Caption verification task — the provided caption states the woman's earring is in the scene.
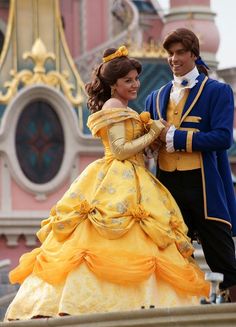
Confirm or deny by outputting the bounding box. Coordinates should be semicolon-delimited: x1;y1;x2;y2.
111;86;115;97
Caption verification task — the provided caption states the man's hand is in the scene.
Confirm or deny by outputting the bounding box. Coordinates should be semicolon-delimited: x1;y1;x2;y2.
159;119;170;143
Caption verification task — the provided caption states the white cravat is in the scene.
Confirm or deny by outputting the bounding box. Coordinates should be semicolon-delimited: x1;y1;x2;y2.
170;67;199;104
166;67;199;152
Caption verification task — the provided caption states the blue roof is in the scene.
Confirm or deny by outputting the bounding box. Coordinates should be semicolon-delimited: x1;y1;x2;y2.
132;0;157;14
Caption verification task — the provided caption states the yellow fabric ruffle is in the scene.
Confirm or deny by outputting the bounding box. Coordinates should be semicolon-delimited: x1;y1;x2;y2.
10;244;208;296
5;263;203;321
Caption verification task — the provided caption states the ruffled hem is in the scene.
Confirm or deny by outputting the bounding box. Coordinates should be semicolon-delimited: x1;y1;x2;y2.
10;245;209;297
5;263;205;321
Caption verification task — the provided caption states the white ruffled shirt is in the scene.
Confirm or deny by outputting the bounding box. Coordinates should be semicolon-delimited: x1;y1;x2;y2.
166;67;199;153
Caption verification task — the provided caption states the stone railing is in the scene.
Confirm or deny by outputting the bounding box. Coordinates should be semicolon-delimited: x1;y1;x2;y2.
0;260;19;321
0;292;16;321
1;304;236;326
75;0;139;83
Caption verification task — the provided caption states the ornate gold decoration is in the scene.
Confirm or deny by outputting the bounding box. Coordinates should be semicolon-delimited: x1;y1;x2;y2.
0;38;83;105
127;39;168;59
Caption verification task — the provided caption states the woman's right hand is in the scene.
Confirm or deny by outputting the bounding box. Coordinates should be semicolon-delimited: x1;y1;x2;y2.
149;119;165;137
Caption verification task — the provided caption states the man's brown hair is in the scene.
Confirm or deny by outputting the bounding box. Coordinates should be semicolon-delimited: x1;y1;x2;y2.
163;28;208;75
163;28;200;57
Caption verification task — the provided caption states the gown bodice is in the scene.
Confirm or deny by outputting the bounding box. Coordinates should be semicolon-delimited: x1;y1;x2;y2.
99;118;145;165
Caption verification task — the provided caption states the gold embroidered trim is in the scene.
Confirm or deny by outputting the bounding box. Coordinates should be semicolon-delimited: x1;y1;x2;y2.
179;76;208;126
200;154;232;229
184;116;202;123
186;131;193;153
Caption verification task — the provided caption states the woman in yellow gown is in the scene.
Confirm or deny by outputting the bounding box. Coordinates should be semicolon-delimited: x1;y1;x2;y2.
4;46;209;321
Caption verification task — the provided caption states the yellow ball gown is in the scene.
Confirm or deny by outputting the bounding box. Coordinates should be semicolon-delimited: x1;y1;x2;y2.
4;108;209;320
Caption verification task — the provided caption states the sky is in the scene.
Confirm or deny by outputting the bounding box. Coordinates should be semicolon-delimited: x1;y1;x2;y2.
157;0;236;69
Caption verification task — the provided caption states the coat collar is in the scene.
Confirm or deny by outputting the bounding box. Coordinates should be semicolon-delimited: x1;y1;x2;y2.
156;73;208;121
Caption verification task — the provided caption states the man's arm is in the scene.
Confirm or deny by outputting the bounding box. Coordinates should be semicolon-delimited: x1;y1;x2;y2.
171;84;234;153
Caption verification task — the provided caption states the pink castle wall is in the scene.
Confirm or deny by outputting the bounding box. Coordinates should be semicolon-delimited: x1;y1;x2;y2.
0;5;9;23
85;0;108;51
0;236;39;269
60;0;109;57
143;19;163;43
8;154;102;212
79;154;102;173
11;179;70;210
60;0;81;57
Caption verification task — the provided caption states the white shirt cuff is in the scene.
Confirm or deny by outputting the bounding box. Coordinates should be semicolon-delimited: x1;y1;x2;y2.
166;125;176;153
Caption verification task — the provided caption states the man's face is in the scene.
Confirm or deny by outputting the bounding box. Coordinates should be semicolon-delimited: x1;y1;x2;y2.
166;42;197;76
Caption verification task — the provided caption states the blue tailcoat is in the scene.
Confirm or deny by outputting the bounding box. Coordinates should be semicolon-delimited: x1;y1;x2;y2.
145;73;236;235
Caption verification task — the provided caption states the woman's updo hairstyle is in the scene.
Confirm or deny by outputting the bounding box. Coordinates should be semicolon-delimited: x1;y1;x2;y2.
85;46;142;113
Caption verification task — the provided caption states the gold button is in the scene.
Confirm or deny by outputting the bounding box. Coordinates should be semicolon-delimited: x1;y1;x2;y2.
174;111;178;115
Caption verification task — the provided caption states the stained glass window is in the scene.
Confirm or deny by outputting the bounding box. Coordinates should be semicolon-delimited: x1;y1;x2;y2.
15;101;64;184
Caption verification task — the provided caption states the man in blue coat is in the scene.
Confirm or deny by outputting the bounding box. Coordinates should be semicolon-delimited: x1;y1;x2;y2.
145;28;236;301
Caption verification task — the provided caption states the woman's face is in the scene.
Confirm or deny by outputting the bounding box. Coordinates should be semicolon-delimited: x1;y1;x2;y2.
113;69;140;105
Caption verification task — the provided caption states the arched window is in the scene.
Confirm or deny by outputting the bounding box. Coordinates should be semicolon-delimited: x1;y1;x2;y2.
15;100;64;184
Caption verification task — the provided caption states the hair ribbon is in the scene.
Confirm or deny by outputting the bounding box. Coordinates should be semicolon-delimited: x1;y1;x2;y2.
103;45;128;63
195;56;210;70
